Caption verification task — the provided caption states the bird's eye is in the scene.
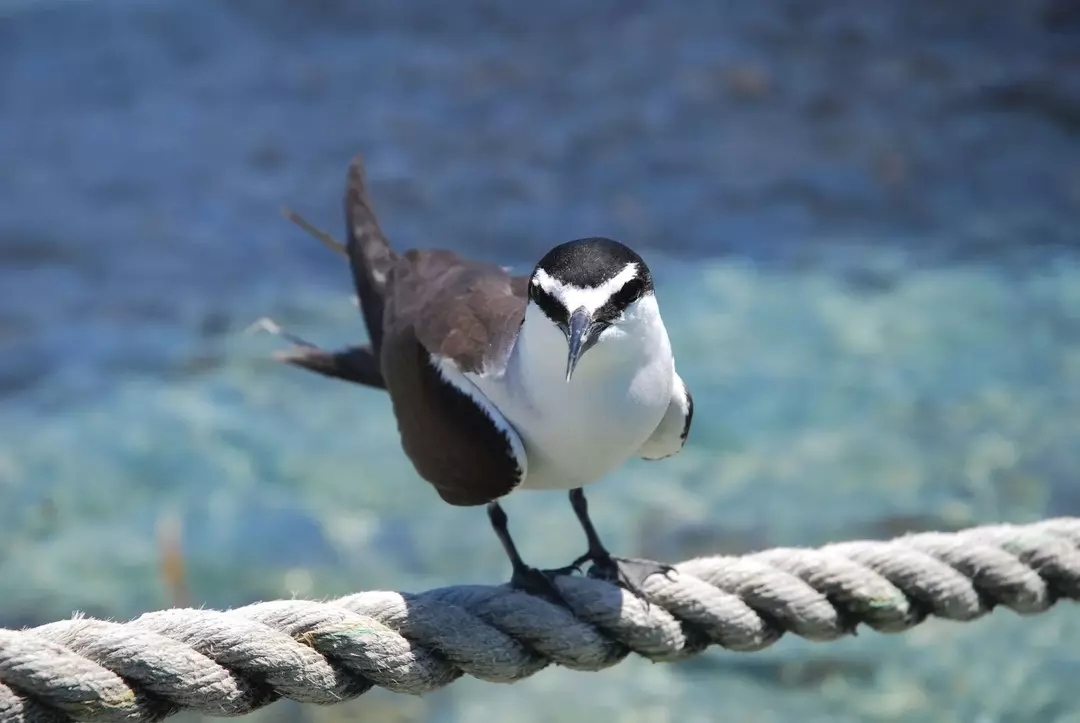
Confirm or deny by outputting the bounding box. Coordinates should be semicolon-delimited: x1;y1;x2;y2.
613;278;645;311
594;276;646;324
620;278;644;301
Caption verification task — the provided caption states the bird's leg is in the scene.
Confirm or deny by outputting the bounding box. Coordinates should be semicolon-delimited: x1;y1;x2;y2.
486;502;576;606
567;488;674;600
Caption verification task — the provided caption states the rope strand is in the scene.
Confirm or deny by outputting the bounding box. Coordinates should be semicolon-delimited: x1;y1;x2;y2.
3;517;1079;722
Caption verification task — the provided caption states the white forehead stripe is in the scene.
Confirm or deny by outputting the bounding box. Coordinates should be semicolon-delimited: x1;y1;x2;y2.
532;262;640;313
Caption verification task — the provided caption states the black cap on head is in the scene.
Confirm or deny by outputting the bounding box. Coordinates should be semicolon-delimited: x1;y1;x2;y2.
531;237;653;290
528;237;654;328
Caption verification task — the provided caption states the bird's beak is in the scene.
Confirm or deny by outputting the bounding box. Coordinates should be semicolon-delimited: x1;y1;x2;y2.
565;307;593;382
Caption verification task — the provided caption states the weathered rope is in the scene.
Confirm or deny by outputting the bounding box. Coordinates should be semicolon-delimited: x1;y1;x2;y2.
2;517;1079;722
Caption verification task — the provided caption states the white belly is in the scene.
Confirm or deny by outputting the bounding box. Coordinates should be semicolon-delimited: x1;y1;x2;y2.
470;304;674;491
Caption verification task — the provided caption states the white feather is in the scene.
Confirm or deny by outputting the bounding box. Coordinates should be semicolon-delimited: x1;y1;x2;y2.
638;372;692;460
429;354;528;480
531;262;640;313
468;289;679;491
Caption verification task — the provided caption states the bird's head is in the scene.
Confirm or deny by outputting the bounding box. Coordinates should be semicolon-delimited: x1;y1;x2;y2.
526;237;656;383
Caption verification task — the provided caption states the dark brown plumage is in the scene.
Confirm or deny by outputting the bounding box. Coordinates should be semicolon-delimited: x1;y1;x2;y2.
322;156;532;506
270;154;688;605
274;343;385;389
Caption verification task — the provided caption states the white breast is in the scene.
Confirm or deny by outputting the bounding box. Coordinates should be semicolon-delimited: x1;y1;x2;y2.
469;294;675;491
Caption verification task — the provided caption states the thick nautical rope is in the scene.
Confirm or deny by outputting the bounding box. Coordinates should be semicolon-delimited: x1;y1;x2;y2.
2;517;1078;723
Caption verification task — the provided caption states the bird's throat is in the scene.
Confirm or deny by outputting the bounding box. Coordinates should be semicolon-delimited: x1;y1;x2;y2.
486;301;674;489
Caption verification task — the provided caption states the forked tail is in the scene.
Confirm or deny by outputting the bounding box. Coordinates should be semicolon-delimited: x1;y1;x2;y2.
345;154;397;353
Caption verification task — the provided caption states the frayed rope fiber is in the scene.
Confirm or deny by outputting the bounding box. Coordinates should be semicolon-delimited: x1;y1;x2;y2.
3;517;1079;722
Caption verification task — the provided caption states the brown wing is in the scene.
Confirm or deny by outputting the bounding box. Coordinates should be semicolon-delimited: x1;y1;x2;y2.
400;250;528;373
344;155;397;352
379;249;529;506
510;273;530;300
276;343;386;389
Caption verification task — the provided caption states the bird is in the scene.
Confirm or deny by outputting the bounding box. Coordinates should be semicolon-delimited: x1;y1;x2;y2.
260;155;694;603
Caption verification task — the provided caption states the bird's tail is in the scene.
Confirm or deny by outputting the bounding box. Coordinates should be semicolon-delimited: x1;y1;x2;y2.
344;154;397;353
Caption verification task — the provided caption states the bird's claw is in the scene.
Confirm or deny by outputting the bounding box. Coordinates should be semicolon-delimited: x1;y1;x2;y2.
579;552;675;602
509;564;579;607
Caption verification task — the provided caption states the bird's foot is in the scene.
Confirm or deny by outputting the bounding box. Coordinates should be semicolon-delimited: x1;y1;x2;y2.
488;500;583;607
574;551;675;601
509;563;580;607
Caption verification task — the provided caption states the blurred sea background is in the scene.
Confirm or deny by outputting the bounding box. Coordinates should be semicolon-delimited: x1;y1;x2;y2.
2;0;1080;720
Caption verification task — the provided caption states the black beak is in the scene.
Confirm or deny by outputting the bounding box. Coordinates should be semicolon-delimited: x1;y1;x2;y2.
565;307;592;382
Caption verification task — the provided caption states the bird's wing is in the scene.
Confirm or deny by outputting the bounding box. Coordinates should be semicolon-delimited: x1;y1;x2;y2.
250;316;387;390
388;249;529;375
510;273;531;300
379;249;530;506
344;155;398;352
638;373;694;460
276;343;386;389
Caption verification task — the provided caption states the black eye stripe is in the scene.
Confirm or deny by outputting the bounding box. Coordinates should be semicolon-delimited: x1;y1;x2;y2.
529;275;648;326
595;277;646;322
531;285;568;325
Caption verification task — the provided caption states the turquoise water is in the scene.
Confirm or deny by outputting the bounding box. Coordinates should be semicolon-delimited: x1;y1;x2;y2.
6;253;1080;722
3;0;1080;720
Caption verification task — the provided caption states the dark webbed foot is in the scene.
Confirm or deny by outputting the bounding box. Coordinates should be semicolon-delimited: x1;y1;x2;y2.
579;553;675;599
568;488;673;602
488;502;577;607
508;564;578;607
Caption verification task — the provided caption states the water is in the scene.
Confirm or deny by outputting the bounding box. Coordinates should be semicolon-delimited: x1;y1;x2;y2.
2;0;1080;720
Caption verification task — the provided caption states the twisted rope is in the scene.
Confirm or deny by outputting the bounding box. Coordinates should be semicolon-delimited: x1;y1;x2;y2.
3;517;1079;722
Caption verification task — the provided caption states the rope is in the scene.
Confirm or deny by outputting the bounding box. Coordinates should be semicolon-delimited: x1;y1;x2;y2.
2;517;1079;723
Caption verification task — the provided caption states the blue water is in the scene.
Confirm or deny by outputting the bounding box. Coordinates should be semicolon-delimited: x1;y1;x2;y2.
2;1;1080;721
